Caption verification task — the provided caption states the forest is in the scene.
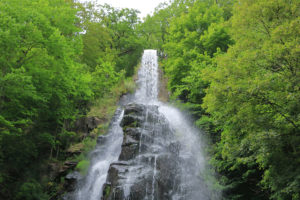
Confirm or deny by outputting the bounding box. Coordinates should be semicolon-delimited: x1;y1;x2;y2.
0;0;299;199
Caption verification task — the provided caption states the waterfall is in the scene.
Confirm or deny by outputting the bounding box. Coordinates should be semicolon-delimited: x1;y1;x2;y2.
72;50;215;200
135;50;159;103
72;109;124;200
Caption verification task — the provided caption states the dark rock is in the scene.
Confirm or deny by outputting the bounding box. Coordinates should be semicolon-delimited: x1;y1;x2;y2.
123;127;142;141
125;178;151;200
124;103;145;116
64;171;82;192
156;154;180;198
120;114;144;128
118;143;139;161
102;103;181;200
118;93;135;106
97;135;108;145
106;163;128;185
64;161;78;168
59;161;78;177
123;135;139;146
111;161;130;166
168;141;181;156
73;116;103;133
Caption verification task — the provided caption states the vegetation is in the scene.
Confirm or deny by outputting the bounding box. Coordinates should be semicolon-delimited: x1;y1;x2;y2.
143;0;299;199
0;0;142;199
1;0;299;199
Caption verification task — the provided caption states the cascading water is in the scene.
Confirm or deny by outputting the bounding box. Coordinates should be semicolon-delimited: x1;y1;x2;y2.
135;50;159;103
72;50;215;200
72;109;124;200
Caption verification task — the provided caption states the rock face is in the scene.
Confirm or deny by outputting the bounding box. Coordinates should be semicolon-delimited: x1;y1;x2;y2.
64;171;82;192
73;116;103;134
102;103;181;200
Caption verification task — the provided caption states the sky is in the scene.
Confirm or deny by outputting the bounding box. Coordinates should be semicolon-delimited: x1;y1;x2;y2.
79;0;167;18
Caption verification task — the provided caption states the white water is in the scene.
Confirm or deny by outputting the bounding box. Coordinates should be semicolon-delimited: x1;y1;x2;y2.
151;155;157;200
73;109;124;200
73;49;213;200
136;50;209;199
135;50;159;103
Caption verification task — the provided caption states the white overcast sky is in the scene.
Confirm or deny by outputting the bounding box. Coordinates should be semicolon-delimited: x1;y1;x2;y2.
79;0;168;18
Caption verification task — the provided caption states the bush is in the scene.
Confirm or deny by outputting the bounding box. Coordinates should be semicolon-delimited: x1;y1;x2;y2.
76;160;90;175
16;180;49;200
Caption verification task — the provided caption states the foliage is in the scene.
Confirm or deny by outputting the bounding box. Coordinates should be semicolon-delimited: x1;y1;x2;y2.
16;180;49;200
153;0;299;199
162;0;233;119
203;0;300;199
0;0;143;199
0;0;92;198
76;160;90;176
139;0;196;52
79;3;144;76
2;0;298;199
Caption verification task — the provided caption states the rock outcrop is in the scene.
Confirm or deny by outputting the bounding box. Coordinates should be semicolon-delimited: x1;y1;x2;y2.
102;103;181;200
64;171;82;192
73;116;103;135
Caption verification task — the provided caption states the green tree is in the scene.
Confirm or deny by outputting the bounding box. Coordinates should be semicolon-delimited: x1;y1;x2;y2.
203;0;300;199
78;2;144;77
98;4;144;76
0;0;92;198
163;1;233;106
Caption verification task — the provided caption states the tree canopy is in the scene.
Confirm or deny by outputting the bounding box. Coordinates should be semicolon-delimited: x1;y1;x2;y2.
0;0;299;199
145;0;299;199
0;0;143;199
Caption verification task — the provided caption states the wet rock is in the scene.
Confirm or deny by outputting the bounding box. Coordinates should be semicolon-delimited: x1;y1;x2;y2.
125;177;151;200
118;92;135;106
119;143;139;161
121;114;144;128
102;162;130;200
97;135;108;145
106;164;125;186
64;171;82;192
156;154;180;198
168;141;181;156
123;135;139;146
123;127;142;141
102;103;181;200
124;103;145;116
